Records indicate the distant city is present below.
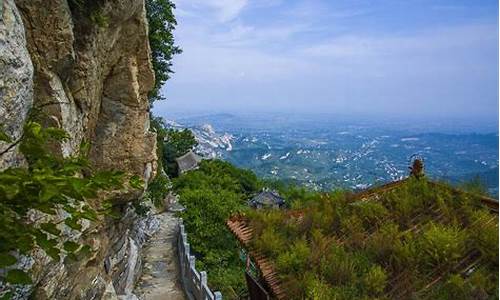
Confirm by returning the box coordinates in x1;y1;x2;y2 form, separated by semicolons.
163;112;499;197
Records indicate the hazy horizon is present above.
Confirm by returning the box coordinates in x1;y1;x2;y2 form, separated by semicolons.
153;0;499;126
155;110;498;134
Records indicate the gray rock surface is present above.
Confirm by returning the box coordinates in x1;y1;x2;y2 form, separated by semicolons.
0;0;33;170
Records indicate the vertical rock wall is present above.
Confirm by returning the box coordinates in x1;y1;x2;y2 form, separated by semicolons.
0;0;160;298
0;0;33;170
14;0;157;185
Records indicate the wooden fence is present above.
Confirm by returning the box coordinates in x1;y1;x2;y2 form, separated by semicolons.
178;219;222;300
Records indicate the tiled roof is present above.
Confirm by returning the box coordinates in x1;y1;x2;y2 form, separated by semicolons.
227;178;498;299
227;215;288;299
175;150;201;174
249;191;285;208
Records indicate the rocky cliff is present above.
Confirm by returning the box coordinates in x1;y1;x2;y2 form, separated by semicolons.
0;0;160;298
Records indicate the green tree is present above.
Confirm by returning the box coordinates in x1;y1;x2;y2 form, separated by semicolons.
173;160;260;298
164;128;197;158
146;0;182;104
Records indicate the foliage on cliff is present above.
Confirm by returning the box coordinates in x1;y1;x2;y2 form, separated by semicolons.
245;178;498;299
173;159;260;298
0;122;139;296
146;0;182;103
68;0;110;27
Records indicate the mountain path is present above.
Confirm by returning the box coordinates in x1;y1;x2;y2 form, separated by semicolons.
133;212;186;300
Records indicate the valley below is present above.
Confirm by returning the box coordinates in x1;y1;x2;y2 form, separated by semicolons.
165;112;499;197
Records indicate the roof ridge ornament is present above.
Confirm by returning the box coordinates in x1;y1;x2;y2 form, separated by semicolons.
409;154;424;178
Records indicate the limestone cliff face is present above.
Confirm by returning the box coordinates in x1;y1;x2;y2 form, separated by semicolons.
15;0;157;185
0;0;160;298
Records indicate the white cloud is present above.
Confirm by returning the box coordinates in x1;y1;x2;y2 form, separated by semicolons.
301;23;498;60
158;0;498;119
176;0;248;22
208;22;314;48
211;0;247;22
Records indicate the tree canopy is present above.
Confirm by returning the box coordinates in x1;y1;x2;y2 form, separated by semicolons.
146;0;182;104
173;159;261;298
161;125;198;177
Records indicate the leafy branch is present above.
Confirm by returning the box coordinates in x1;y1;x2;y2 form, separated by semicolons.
146;0;182;104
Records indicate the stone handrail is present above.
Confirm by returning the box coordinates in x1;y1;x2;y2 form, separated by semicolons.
178;219;222;300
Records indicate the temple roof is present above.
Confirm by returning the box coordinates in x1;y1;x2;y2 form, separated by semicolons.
175;150;201;174
249;190;285;208
228;178;499;299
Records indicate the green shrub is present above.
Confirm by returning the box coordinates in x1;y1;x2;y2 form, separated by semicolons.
248;209;285;236
247;178;497;298
276;239;310;274
305;276;336;300
253;227;287;259
459;176;490;197
417;223;467;271
208;265;247;299
90;9;108;27
352;201;389;228
390;230;421;272
328;285;360;300
340;215;366;249
441;274;469;299
362;265;387;296
468;210;499;264
365;222;401;266
322;245;356;285
426;272;493;300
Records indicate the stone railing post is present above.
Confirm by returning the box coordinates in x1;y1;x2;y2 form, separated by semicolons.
189;255;195;293
177;218;222;300
215;291;222;300
200;271;207;299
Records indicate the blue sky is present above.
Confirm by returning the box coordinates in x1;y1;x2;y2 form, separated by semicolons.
153;0;498;123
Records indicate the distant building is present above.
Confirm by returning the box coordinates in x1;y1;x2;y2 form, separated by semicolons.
249;189;285;209
175;150;201;175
